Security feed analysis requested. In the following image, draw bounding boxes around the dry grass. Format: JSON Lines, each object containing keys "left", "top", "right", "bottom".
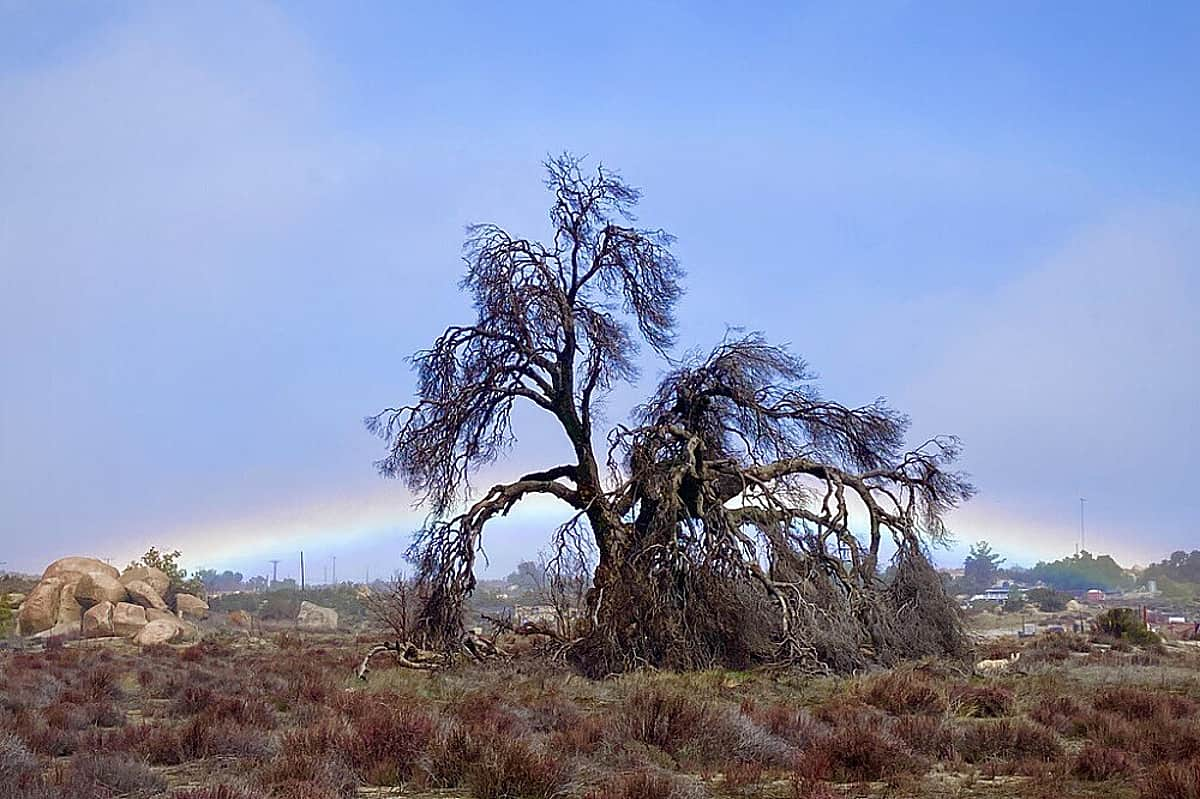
{"left": 2, "top": 630, "right": 1199, "bottom": 798}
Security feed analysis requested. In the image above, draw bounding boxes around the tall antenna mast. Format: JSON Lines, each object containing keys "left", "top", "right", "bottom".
{"left": 1079, "top": 497, "right": 1087, "bottom": 554}
{"left": 269, "top": 559, "right": 280, "bottom": 584}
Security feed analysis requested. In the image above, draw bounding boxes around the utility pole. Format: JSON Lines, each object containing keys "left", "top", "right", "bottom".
{"left": 269, "top": 560, "right": 280, "bottom": 585}
{"left": 1079, "top": 497, "right": 1087, "bottom": 555}
{"left": 300, "top": 551, "right": 305, "bottom": 593}
{"left": 331, "top": 555, "right": 336, "bottom": 586}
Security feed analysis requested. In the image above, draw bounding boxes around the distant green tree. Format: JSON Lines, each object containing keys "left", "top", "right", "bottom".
{"left": 1143, "top": 550, "right": 1200, "bottom": 596}
{"left": 1093, "top": 607, "right": 1158, "bottom": 646}
{"left": 963, "top": 541, "right": 1005, "bottom": 594}
{"left": 1154, "top": 575, "right": 1199, "bottom": 600}
{"left": 1029, "top": 551, "right": 1130, "bottom": 592}
{"left": 196, "top": 569, "right": 244, "bottom": 593}
{"left": 1025, "top": 587, "right": 1069, "bottom": 612}
{"left": 504, "top": 561, "right": 544, "bottom": 589}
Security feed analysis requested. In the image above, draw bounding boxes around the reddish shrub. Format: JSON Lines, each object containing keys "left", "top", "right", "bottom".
{"left": 286, "top": 669, "right": 331, "bottom": 705}
{"left": 58, "top": 753, "right": 165, "bottom": 797}
{"left": 464, "top": 736, "right": 568, "bottom": 799}
{"left": 344, "top": 703, "right": 435, "bottom": 785}
{"left": 892, "top": 714, "right": 955, "bottom": 759}
{"left": 23, "top": 720, "right": 79, "bottom": 757}
{"left": 84, "top": 700, "right": 127, "bottom": 728}
{"left": 549, "top": 714, "right": 607, "bottom": 755}
{"left": 425, "top": 722, "right": 478, "bottom": 788}
{"left": 46, "top": 701, "right": 89, "bottom": 731}
{"left": 205, "top": 695, "right": 276, "bottom": 729}
{"left": 857, "top": 672, "right": 946, "bottom": 716}
{"left": 171, "top": 684, "right": 214, "bottom": 716}
{"left": 798, "top": 713, "right": 923, "bottom": 782}
{"left": 1144, "top": 758, "right": 1200, "bottom": 799}
{"left": 955, "top": 719, "right": 1062, "bottom": 763}
{"left": 620, "top": 685, "right": 710, "bottom": 754}
{"left": 1093, "top": 686, "right": 1170, "bottom": 721}
{"left": 79, "top": 667, "right": 123, "bottom": 702}
{"left": 1028, "top": 695, "right": 1086, "bottom": 735}
{"left": 257, "top": 727, "right": 358, "bottom": 798}
{"left": 949, "top": 685, "right": 1013, "bottom": 717}
{"left": 749, "top": 704, "right": 826, "bottom": 747}
{"left": 449, "top": 690, "right": 526, "bottom": 736}
{"left": 1072, "top": 744, "right": 1134, "bottom": 780}
{"left": 1076, "top": 710, "right": 1139, "bottom": 750}
{"left": 1139, "top": 718, "right": 1200, "bottom": 762}
{"left": 981, "top": 640, "right": 1021, "bottom": 659}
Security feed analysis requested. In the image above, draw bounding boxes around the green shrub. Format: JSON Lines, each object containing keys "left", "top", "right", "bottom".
{"left": 129, "top": 547, "right": 205, "bottom": 599}
{"left": 1092, "top": 608, "right": 1159, "bottom": 646}
{"left": 0, "top": 593, "right": 12, "bottom": 636}
{"left": 1026, "top": 587, "right": 1070, "bottom": 612}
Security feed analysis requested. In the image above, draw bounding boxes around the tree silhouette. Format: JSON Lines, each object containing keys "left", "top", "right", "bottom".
{"left": 369, "top": 154, "right": 974, "bottom": 674}
{"left": 962, "top": 540, "right": 1005, "bottom": 593}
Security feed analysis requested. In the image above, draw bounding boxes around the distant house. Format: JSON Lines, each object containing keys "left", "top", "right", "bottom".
{"left": 1085, "top": 589, "right": 1106, "bottom": 603}
{"left": 970, "top": 581, "right": 1026, "bottom": 603}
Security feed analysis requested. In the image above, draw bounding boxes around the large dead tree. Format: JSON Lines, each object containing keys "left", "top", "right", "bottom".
{"left": 367, "top": 154, "right": 974, "bottom": 675}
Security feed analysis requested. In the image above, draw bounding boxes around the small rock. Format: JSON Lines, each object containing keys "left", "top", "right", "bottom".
{"left": 5, "top": 593, "right": 26, "bottom": 606}
{"left": 228, "top": 610, "right": 252, "bottom": 629}
{"left": 75, "top": 573, "right": 128, "bottom": 607}
{"left": 83, "top": 601, "right": 116, "bottom": 638}
{"left": 125, "top": 580, "right": 169, "bottom": 612}
{"left": 296, "top": 601, "right": 338, "bottom": 631}
{"left": 174, "top": 593, "right": 209, "bottom": 620}
{"left": 112, "top": 602, "right": 148, "bottom": 637}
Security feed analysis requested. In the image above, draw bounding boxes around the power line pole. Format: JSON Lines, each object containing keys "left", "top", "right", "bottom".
{"left": 300, "top": 551, "right": 305, "bottom": 593}
{"left": 331, "top": 555, "right": 336, "bottom": 586}
{"left": 269, "top": 560, "right": 280, "bottom": 585}
{"left": 1079, "top": 497, "right": 1087, "bottom": 554}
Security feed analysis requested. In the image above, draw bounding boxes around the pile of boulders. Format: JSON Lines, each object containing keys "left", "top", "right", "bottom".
{"left": 16, "top": 556, "right": 209, "bottom": 646}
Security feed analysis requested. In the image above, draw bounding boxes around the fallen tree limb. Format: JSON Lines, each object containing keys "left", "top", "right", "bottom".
{"left": 355, "top": 631, "right": 511, "bottom": 681}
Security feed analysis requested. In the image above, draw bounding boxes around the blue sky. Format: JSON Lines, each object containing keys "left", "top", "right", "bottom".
{"left": 1, "top": 2, "right": 1197, "bottom": 580}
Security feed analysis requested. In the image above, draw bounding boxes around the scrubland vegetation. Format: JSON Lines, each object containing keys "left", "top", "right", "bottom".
{"left": 4, "top": 629, "right": 1200, "bottom": 799}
